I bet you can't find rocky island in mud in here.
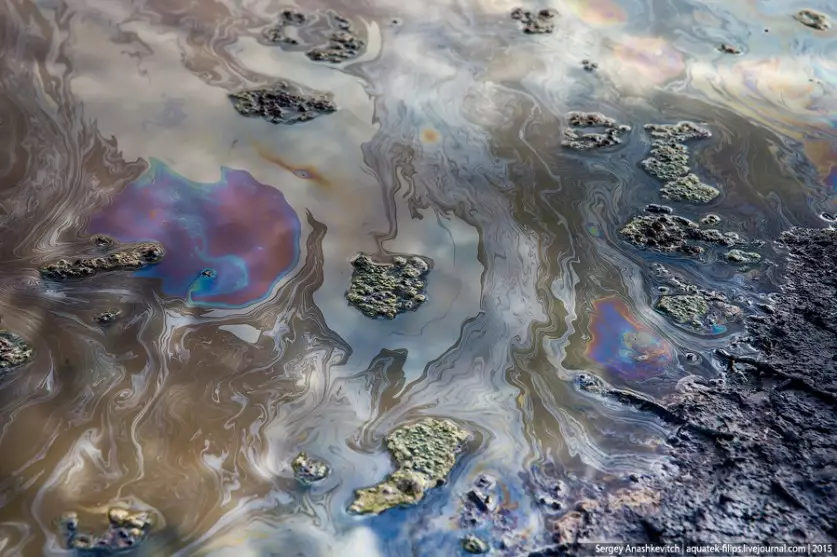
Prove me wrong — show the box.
[229,81,337,125]
[263,8,366,63]
[39,239,164,280]
[350,417,469,515]
[0,329,33,371]
[345,254,431,319]
[59,507,154,553]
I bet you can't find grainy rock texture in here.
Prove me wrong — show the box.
[619,214,738,256]
[229,82,336,125]
[263,9,366,63]
[510,7,557,34]
[349,417,469,515]
[345,254,430,319]
[641,122,720,203]
[561,112,631,151]
[40,241,164,280]
[291,452,329,484]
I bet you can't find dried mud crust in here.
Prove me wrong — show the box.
[40,240,164,280]
[263,9,366,63]
[532,227,837,553]
[561,112,631,151]
[229,81,337,125]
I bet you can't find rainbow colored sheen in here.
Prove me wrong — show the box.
[565,0,627,25]
[585,297,674,380]
[87,159,300,308]
[611,37,685,87]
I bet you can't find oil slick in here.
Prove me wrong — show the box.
[585,298,674,382]
[87,159,301,308]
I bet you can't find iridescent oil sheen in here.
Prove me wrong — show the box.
[585,298,674,381]
[88,159,301,308]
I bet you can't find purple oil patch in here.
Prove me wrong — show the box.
[87,159,301,308]
[586,297,674,380]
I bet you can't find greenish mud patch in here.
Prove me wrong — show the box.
[349,417,470,515]
[656,295,710,327]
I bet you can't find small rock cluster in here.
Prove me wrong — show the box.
[40,240,164,280]
[94,309,121,325]
[229,82,337,126]
[263,9,366,63]
[652,263,747,331]
[561,112,631,151]
[291,452,329,484]
[59,507,153,553]
[510,7,557,34]
[345,254,430,319]
[0,329,33,370]
[619,212,739,256]
[641,122,720,203]
[725,249,762,264]
[349,417,469,515]
[717,43,742,55]
[794,9,831,30]
[457,473,529,554]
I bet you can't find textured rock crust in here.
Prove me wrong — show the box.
[530,227,837,554]
[229,82,337,125]
[345,254,430,319]
[291,452,329,484]
[510,7,557,34]
[561,112,631,151]
[0,329,33,370]
[641,122,720,203]
[40,241,164,280]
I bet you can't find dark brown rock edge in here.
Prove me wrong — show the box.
[532,227,837,554]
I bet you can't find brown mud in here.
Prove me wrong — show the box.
[530,227,837,552]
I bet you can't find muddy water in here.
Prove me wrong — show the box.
[0,0,834,554]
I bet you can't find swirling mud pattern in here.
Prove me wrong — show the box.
[0,0,835,554]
